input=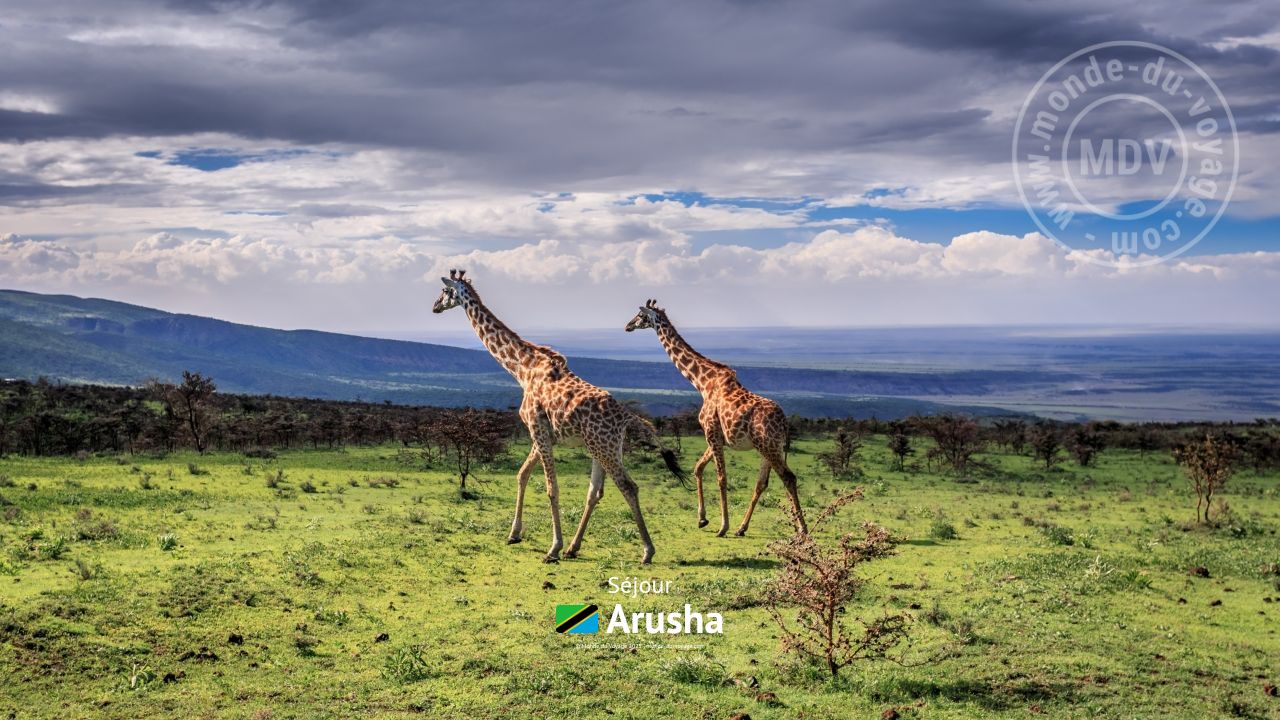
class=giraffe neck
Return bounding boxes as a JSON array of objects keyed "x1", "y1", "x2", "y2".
[
  {"x1": 460, "y1": 293, "x2": 540, "y2": 380},
  {"x1": 655, "y1": 318, "x2": 722, "y2": 393}
]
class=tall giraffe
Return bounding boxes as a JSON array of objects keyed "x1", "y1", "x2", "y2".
[
  {"x1": 626, "y1": 300, "x2": 807, "y2": 537},
  {"x1": 433, "y1": 270, "x2": 685, "y2": 564}
]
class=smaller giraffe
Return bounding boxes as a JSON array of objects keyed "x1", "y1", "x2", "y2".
[
  {"x1": 433, "y1": 271, "x2": 686, "y2": 564},
  {"x1": 626, "y1": 300, "x2": 807, "y2": 536}
]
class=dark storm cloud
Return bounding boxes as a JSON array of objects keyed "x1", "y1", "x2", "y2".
[{"x1": 1, "y1": 0, "x2": 1277, "y2": 192}]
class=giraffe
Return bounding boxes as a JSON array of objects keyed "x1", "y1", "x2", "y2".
[
  {"x1": 432, "y1": 270, "x2": 686, "y2": 564},
  {"x1": 625, "y1": 300, "x2": 807, "y2": 537}
]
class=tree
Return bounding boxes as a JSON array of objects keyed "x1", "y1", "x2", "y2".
[
  {"x1": 1133, "y1": 426, "x2": 1161, "y2": 457},
  {"x1": 818, "y1": 426, "x2": 861, "y2": 478},
  {"x1": 1028, "y1": 422, "x2": 1062, "y2": 469},
  {"x1": 160, "y1": 372, "x2": 216, "y2": 454},
  {"x1": 1173, "y1": 433, "x2": 1241, "y2": 524},
  {"x1": 919, "y1": 415, "x2": 982, "y2": 475},
  {"x1": 991, "y1": 419, "x2": 1028, "y2": 454},
  {"x1": 424, "y1": 408, "x2": 514, "y2": 489},
  {"x1": 1067, "y1": 424, "x2": 1105, "y2": 467},
  {"x1": 886, "y1": 421, "x2": 914, "y2": 471},
  {"x1": 764, "y1": 490, "x2": 912, "y2": 679}
]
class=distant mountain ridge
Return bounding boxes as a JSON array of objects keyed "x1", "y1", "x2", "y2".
[{"x1": 0, "y1": 288, "x2": 1019, "y2": 418}]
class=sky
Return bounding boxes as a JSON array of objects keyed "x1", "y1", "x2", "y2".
[{"x1": 1, "y1": 0, "x2": 1278, "y2": 334}]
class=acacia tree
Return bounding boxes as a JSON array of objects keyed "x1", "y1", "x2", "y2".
[
  {"x1": 886, "y1": 421, "x2": 914, "y2": 471},
  {"x1": 1028, "y1": 422, "x2": 1063, "y2": 469},
  {"x1": 1173, "y1": 433, "x2": 1240, "y2": 523},
  {"x1": 919, "y1": 415, "x2": 982, "y2": 475},
  {"x1": 164, "y1": 372, "x2": 217, "y2": 453},
  {"x1": 1068, "y1": 424, "x2": 1105, "y2": 467},
  {"x1": 425, "y1": 408, "x2": 513, "y2": 489},
  {"x1": 818, "y1": 426, "x2": 861, "y2": 478},
  {"x1": 764, "y1": 490, "x2": 912, "y2": 679}
]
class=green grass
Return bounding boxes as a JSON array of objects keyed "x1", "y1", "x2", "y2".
[{"x1": 1, "y1": 439, "x2": 1278, "y2": 719}]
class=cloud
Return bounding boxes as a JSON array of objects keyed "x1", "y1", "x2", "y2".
[
  {"x1": 5, "y1": 226, "x2": 1278, "y2": 330},
  {"x1": 0, "y1": 1, "x2": 1277, "y2": 332}
]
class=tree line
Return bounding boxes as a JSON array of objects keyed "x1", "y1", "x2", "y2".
[
  {"x1": 2, "y1": 377, "x2": 1279, "y2": 482},
  {"x1": 0, "y1": 376, "x2": 515, "y2": 459}
]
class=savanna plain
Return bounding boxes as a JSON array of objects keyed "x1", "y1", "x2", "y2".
[{"x1": 1, "y1": 437, "x2": 1278, "y2": 719}]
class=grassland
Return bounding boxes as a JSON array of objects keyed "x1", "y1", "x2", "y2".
[{"x1": 1, "y1": 438, "x2": 1278, "y2": 719}]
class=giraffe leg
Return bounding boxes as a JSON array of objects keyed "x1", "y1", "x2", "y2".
[
  {"x1": 734, "y1": 456, "x2": 771, "y2": 536},
  {"x1": 507, "y1": 448, "x2": 538, "y2": 544},
  {"x1": 711, "y1": 445, "x2": 729, "y2": 537},
  {"x1": 603, "y1": 455, "x2": 655, "y2": 564},
  {"x1": 531, "y1": 429, "x2": 563, "y2": 562},
  {"x1": 692, "y1": 445, "x2": 714, "y2": 528},
  {"x1": 564, "y1": 459, "x2": 604, "y2": 558},
  {"x1": 776, "y1": 455, "x2": 808, "y2": 535}
]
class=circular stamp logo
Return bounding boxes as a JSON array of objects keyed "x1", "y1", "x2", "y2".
[{"x1": 1012, "y1": 41, "x2": 1238, "y2": 267}]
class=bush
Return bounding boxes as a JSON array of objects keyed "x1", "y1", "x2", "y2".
[
  {"x1": 383, "y1": 645, "x2": 433, "y2": 683},
  {"x1": 159, "y1": 533, "x2": 179, "y2": 551},
  {"x1": 929, "y1": 517, "x2": 958, "y2": 541},
  {"x1": 294, "y1": 634, "x2": 320, "y2": 656},
  {"x1": 73, "y1": 509, "x2": 119, "y2": 541},
  {"x1": 660, "y1": 656, "x2": 727, "y2": 686},
  {"x1": 1037, "y1": 522, "x2": 1074, "y2": 546},
  {"x1": 764, "y1": 490, "x2": 914, "y2": 679}
]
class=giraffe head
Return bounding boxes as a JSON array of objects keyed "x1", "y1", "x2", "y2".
[
  {"x1": 624, "y1": 299, "x2": 666, "y2": 332},
  {"x1": 432, "y1": 268, "x2": 474, "y2": 313}
]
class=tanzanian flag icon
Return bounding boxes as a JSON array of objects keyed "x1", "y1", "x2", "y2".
[{"x1": 555, "y1": 604, "x2": 599, "y2": 634}]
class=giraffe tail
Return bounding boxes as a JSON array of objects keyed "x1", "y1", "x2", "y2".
[{"x1": 627, "y1": 414, "x2": 690, "y2": 487}]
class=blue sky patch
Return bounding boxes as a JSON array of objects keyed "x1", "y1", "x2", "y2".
[{"x1": 134, "y1": 148, "x2": 314, "y2": 172}]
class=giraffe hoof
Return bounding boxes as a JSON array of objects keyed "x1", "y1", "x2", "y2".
[
  {"x1": 715, "y1": 528, "x2": 728, "y2": 538},
  {"x1": 641, "y1": 549, "x2": 655, "y2": 564},
  {"x1": 542, "y1": 554, "x2": 560, "y2": 564},
  {"x1": 697, "y1": 518, "x2": 709, "y2": 528},
  {"x1": 734, "y1": 528, "x2": 747, "y2": 537},
  {"x1": 506, "y1": 536, "x2": 522, "y2": 545},
  {"x1": 563, "y1": 548, "x2": 579, "y2": 559}
]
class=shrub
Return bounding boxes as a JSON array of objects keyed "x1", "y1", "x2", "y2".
[
  {"x1": 74, "y1": 558, "x2": 102, "y2": 581},
  {"x1": 159, "y1": 533, "x2": 179, "y2": 551},
  {"x1": 294, "y1": 634, "x2": 320, "y2": 656},
  {"x1": 660, "y1": 656, "x2": 727, "y2": 686},
  {"x1": 1037, "y1": 522, "x2": 1074, "y2": 546},
  {"x1": 764, "y1": 489, "x2": 913, "y2": 679},
  {"x1": 187, "y1": 463, "x2": 208, "y2": 476},
  {"x1": 383, "y1": 645, "x2": 433, "y2": 683},
  {"x1": 929, "y1": 517, "x2": 958, "y2": 541},
  {"x1": 1174, "y1": 433, "x2": 1241, "y2": 524},
  {"x1": 73, "y1": 509, "x2": 119, "y2": 541},
  {"x1": 299, "y1": 481, "x2": 317, "y2": 494}
]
